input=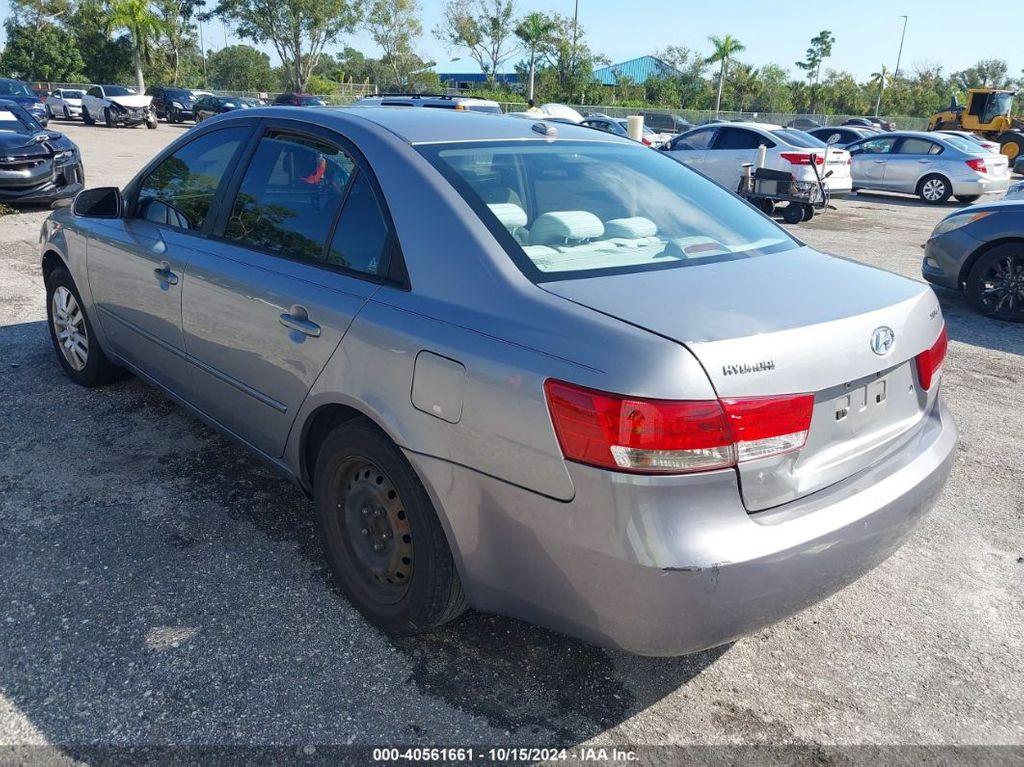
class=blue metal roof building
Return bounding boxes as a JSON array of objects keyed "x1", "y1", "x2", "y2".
[{"x1": 592, "y1": 56, "x2": 682, "y2": 86}]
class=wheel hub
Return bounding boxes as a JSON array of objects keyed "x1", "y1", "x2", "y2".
[
  {"x1": 341, "y1": 462, "x2": 413, "y2": 592},
  {"x1": 981, "y1": 253, "x2": 1024, "y2": 313},
  {"x1": 51, "y1": 286, "x2": 89, "y2": 371}
]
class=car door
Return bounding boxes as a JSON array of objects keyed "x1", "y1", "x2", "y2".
[
  {"x1": 884, "y1": 137, "x2": 943, "y2": 194},
  {"x1": 86, "y1": 122, "x2": 253, "y2": 394},
  {"x1": 703, "y1": 127, "x2": 768, "y2": 189},
  {"x1": 849, "y1": 135, "x2": 898, "y2": 188},
  {"x1": 179, "y1": 121, "x2": 396, "y2": 457},
  {"x1": 663, "y1": 127, "x2": 717, "y2": 172}
]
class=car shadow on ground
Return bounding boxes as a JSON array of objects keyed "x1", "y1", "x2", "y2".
[
  {"x1": 934, "y1": 286, "x2": 1023, "y2": 357},
  {"x1": 846, "y1": 191, "x2": 975, "y2": 209},
  {"x1": 0, "y1": 319, "x2": 726, "y2": 749}
]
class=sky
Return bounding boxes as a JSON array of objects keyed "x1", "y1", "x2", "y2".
[{"x1": 1, "y1": 0, "x2": 1022, "y2": 83}]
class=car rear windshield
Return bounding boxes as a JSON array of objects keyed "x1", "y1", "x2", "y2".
[
  {"x1": 771, "y1": 129, "x2": 826, "y2": 148},
  {"x1": 419, "y1": 140, "x2": 798, "y2": 282}
]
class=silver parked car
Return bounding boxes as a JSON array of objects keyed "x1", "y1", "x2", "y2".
[
  {"x1": 847, "y1": 130, "x2": 1011, "y2": 203},
  {"x1": 40, "y1": 108, "x2": 956, "y2": 656}
]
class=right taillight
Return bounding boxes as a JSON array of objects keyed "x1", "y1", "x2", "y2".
[
  {"x1": 915, "y1": 324, "x2": 948, "y2": 391},
  {"x1": 544, "y1": 380, "x2": 813, "y2": 474},
  {"x1": 966, "y1": 158, "x2": 987, "y2": 174}
]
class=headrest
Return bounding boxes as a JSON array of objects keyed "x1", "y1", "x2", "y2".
[
  {"x1": 603, "y1": 216, "x2": 657, "y2": 239},
  {"x1": 529, "y1": 211, "x2": 604, "y2": 246},
  {"x1": 487, "y1": 203, "x2": 528, "y2": 232}
]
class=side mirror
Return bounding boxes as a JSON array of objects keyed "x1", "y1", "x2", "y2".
[{"x1": 72, "y1": 187, "x2": 123, "y2": 218}]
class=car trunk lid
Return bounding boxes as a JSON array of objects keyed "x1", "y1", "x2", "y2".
[{"x1": 541, "y1": 246, "x2": 946, "y2": 511}]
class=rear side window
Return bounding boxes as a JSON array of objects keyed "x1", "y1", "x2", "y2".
[
  {"x1": 135, "y1": 126, "x2": 249, "y2": 231},
  {"x1": 714, "y1": 128, "x2": 768, "y2": 150},
  {"x1": 898, "y1": 138, "x2": 940, "y2": 155},
  {"x1": 223, "y1": 132, "x2": 355, "y2": 261},
  {"x1": 326, "y1": 172, "x2": 389, "y2": 276}
]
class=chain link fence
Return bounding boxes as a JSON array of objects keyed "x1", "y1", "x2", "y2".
[{"x1": 29, "y1": 82, "x2": 377, "y2": 105}]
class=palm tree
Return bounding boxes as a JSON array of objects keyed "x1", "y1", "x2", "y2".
[
  {"x1": 109, "y1": 0, "x2": 163, "y2": 92},
  {"x1": 729, "y1": 63, "x2": 761, "y2": 112},
  {"x1": 870, "y1": 65, "x2": 889, "y2": 117},
  {"x1": 515, "y1": 12, "x2": 557, "y2": 104},
  {"x1": 707, "y1": 34, "x2": 746, "y2": 116}
]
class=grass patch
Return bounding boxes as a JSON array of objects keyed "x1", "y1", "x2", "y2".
[{"x1": 0, "y1": 202, "x2": 16, "y2": 216}]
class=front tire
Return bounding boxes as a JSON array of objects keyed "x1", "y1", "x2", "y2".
[
  {"x1": 45, "y1": 268, "x2": 126, "y2": 386},
  {"x1": 104, "y1": 107, "x2": 117, "y2": 128},
  {"x1": 782, "y1": 203, "x2": 804, "y2": 224},
  {"x1": 63, "y1": 105, "x2": 71, "y2": 120},
  {"x1": 955, "y1": 195, "x2": 980, "y2": 204},
  {"x1": 918, "y1": 174, "x2": 952, "y2": 204},
  {"x1": 314, "y1": 418, "x2": 467, "y2": 635},
  {"x1": 82, "y1": 107, "x2": 94, "y2": 125},
  {"x1": 966, "y1": 243, "x2": 1024, "y2": 322}
]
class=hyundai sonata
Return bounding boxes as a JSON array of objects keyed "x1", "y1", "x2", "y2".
[{"x1": 40, "y1": 107, "x2": 956, "y2": 655}]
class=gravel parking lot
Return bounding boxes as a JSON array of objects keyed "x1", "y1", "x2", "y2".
[{"x1": 0, "y1": 120, "x2": 1022, "y2": 754}]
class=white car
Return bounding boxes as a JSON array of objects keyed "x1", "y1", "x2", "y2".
[
  {"x1": 46, "y1": 88, "x2": 86, "y2": 120},
  {"x1": 661, "y1": 122, "x2": 853, "y2": 196},
  {"x1": 81, "y1": 84, "x2": 157, "y2": 129},
  {"x1": 935, "y1": 130, "x2": 1002, "y2": 154}
]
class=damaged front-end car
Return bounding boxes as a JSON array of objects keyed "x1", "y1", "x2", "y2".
[{"x1": 0, "y1": 99, "x2": 84, "y2": 206}]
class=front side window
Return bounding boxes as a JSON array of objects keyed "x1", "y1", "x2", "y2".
[
  {"x1": 104, "y1": 86, "x2": 135, "y2": 97},
  {"x1": 87, "y1": 87, "x2": 101, "y2": 97},
  {"x1": 136, "y1": 126, "x2": 249, "y2": 231},
  {"x1": 672, "y1": 128, "x2": 716, "y2": 151},
  {"x1": 224, "y1": 132, "x2": 355, "y2": 261},
  {"x1": 855, "y1": 137, "x2": 897, "y2": 155},
  {"x1": 421, "y1": 140, "x2": 798, "y2": 281}
]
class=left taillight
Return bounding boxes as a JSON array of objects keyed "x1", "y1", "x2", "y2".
[
  {"x1": 781, "y1": 152, "x2": 825, "y2": 166},
  {"x1": 965, "y1": 158, "x2": 987, "y2": 174},
  {"x1": 915, "y1": 324, "x2": 948, "y2": 391},
  {"x1": 543, "y1": 380, "x2": 814, "y2": 475}
]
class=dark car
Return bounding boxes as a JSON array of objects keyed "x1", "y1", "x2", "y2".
[
  {"x1": 844, "y1": 116, "x2": 895, "y2": 131},
  {"x1": 0, "y1": 78, "x2": 49, "y2": 127},
  {"x1": 273, "y1": 92, "x2": 327, "y2": 106},
  {"x1": 193, "y1": 94, "x2": 252, "y2": 122},
  {"x1": 807, "y1": 126, "x2": 874, "y2": 148},
  {"x1": 786, "y1": 117, "x2": 823, "y2": 131},
  {"x1": 922, "y1": 199, "x2": 1024, "y2": 321},
  {"x1": 1014, "y1": 155, "x2": 1024, "y2": 176},
  {"x1": 146, "y1": 85, "x2": 198, "y2": 123},
  {"x1": 641, "y1": 112, "x2": 693, "y2": 135},
  {"x1": 0, "y1": 99, "x2": 83, "y2": 204}
]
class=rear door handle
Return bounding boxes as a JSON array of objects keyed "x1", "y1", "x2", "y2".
[
  {"x1": 279, "y1": 305, "x2": 321, "y2": 338},
  {"x1": 153, "y1": 261, "x2": 178, "y2": 285}
]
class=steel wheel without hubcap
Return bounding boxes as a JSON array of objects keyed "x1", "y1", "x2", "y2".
[
  {"x1": 336, "y1": 458, "x2": 414, "y2": 601},
  {"x1": 51, "y1": 286, "x2": 89, "y2": 371},
  {"x1": 970, "y1": 247, "x2": 1024, "y2": 320}
]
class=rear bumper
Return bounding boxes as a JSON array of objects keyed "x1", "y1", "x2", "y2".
[
  {"x1": 951, "y1": 175, "x2": 1010, "y2": 196},
  {"x1": 410, "y1": 398, "x2": 957, "y2": 656}
]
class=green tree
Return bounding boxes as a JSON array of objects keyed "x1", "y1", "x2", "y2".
[
  {"x1": 153, "y1": 0, "x2": 204, "y2": 84},
  {"x1": 706, "y1": 34, "x2": 745, "y2": 115},
  {"x1": 434, "y1": 0, "x2": 518, "y2": 86},
  {"x1": 870, "y1": 65, "x2": 889, "y2": 116},
  {"x1": 365, "y1": 0, "x2": 427, "y2": 89},
  {"x1": 70, "y1": 0, "x2": 135, "y2": 83},
  {"x1": 952, "y1": 59, "x2": 1011, "y2": 90},
  {"x1": 795, "y1": 29, "x2": 834, "y2": 113},
  {"x1": 750, "y1": 63, "x2": 792, "y2": 113},
  {"x1": 726, "y1": 62, "x2": 760, "y2": 112},
  {"x1": 0, "y1": 21, "x2": 85, "y2": 81},
  {"x1": 515, "y1": 11, "x2": 556, "y2": 103},
  {"x1": 108, "y1": 0, "x2": 164, "y2": 91},
  {"x1": 6, "y1": 0, "x2": 73, "y2": 79},
  {"x1": 206, "y1": 44, "x2": 274, "y2": 90},
  {"x1": 530, "y1": 14, "x2": 604, "y2": 104},
  {"x1": 212, "y1": 0, "x2": 362, "y2": 91}
]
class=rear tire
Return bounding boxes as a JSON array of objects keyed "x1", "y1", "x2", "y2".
[
  {"x1": 45, "y1": 267, "x2": 126, "y2": 386},
  {"x1": 314, "y1": 418, "x2": 467, "y2": 635},
  {"x1": 955, "y1": 195, "x2": 980, "y2": 204},
  {"x1": 965, "y1": 243, "x2": 1024, "y2": 322},
  {"x1": 918, "y1": 174, "x2": 952, "y2": 204},
  {"x1": 801, "y1": 204, "x2": 815, "y2": 222},
  {"x1": 782, "y1": 203, "x2": 804, "y2": 224}
]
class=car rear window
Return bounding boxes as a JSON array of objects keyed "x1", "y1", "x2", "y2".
[
  {"x1": 771, "y1": 129, "x2": 826, "y2": 148},
  {"x1": 419, "y1": 140, "x2": 798, "y2": 282}
]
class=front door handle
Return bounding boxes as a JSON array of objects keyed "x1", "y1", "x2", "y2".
[
  {"x1": 153, "y1": 261, "x2": 178, "y2": 285},
  {"x1": 279, "y1": 305, "x2": 321, "y2": 338}
]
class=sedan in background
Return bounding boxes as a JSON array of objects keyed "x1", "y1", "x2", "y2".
[
  {"x1": 807, "y1": 126, "x2": 875, "y2": 148},
  {"x1": 786, "y1": 117, "x2": 822, "y2": 131},
  {"x1": 934, "y1": 130, "x2": 1002, "y2": 154},
  {"x1": 273, "y1": 92, "x2": 327, "y2": 106},
  {"x1": 47, "y1": 88, "x2": 86, "y2": 120},
  {"x1": 193, "y1": 94, "x2": 252, "y2": 122},
  {"x1": 0, "y1": 99, "x2": 83, "y2": 205},
  {"x1": 847, "y1": 131, "x2": 1010, "y2": 204},
  {"x1": 923, "y1": 199, "x2": 1024, "y2": 321},
  {"x1": 579, "y1": 115, "x2": 656, "y2": 146},
  {"x1": 845, "y1": 116, "x2": 895, "y2": 131},
  {"x1": 81, "y1": 85, "x2": 157, "y2": 129},
  {"x1": 663, "y1": 122, "x2": 853, "y2": 195},
  {"x1": 39, "y1": 107, "x2": 955, "y2": 656},
  {"x1": 0, "y1": 78, "x2": 49, "y2": 126}
]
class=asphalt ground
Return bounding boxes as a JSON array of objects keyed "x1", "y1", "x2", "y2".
[{"x1": 0, "y1": 119, "x2": 1021, "y2": 758}]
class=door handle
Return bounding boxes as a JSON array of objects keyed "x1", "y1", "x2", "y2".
[
  {"x1": 279, "y1": 305, "x2": 321, "y2": 338},
  {"x1": 153, "y1": 261, "x2": 178, "y2": 285}
]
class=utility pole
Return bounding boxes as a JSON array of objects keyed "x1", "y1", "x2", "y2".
[{"x1": 893, "y1": 15, "x2": 908, "y2": 79}]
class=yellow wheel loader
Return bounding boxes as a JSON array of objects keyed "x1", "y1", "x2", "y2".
[{"x1": 927, "y1": 88, "x2": 1024, "y2": 161}]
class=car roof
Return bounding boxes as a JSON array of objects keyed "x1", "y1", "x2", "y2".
[{"x1": 220, "y1": 105, "x2": 634, "y2": 146}]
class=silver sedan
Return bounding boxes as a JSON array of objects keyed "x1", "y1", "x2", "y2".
[
  {"x1": 848, "y1": 130, "x2": 1011, "y2": 203},
  {"x1": 40, "y1": 108, "x2": 956, "y2": 656}
]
